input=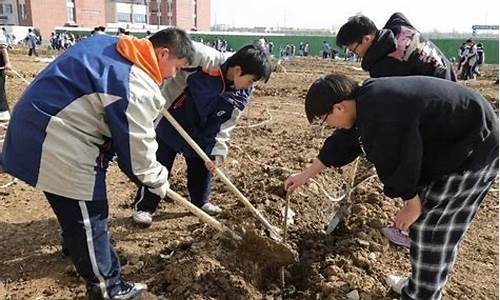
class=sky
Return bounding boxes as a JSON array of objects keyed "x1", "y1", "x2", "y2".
[{"x1": 210, "y1": 0, "x2": 500, "y2": 33}]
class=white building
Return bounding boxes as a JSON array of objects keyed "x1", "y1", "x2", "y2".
[
  {"x1": 106, "y1": 0, "x2": 148, "y2": 29},
  {"x1": 0, "y1": 0, "x2": 18, "y2": 25}
]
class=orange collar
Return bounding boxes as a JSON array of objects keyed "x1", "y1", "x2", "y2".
[{"x1": 116, "y1": 36, "x2": 162, "y2": 85}]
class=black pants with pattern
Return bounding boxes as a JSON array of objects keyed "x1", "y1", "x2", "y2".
[{"x1": 401, "y1": 157, "x2": 498, "y2": 299}]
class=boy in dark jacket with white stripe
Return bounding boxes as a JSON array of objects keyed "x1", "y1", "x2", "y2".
[
  {"x1": 284, "y1": 74, "x2": 498, "y2": 300},
  {"x1": 132, "y1": 44, "x2": 271, "y2": 226},
  {"x1": 336, "y1": 12, "x2": 456, "y2": 81}
]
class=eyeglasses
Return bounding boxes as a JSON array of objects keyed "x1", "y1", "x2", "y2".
[
  {"x1": 313, "y1": 112, "x2": 330, "y2": 126},
  {"x1": 348, "y1": 41, "x2": 361, "y2": 54}
]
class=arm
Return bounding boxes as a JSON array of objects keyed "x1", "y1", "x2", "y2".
[
  {"x1": 106, "y1": 68, "x2": 170, "y2": 198},
  {"x1": 0, "y1": 34, "x2": 9, "y2": 70},
  {"x1": 189, "y1": 41, "x2": 227, "y2": 69},
  {"x1": 0, "y1": 47, "x2": 10, "y2": 70},
  {"x1": 284, "y1": 158, "x2": 327, "y2": 192},
  {"x1": 284, "y1": 128, "x2": 361, "y2": 192},
  {"x1": 209, "y1": 89, "x2": 250, "y2": 158},
  {"x1": 160, "y1": 42, "x2": 227, "y2": 109}
]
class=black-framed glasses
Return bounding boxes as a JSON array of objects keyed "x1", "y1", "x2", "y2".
[
  {"x1": 312, "y1": 112, "x2": 330, "y2": 126},
  {"x1": 321, "y1": 113, "x2": 330, "y2": 125},
  {"x1": 348, "y1": 41, "x2": 361, "y2": 54}
]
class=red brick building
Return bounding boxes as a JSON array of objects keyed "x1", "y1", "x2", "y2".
[
  {"x1": 149, "y1": 0, "x2": 210, "y2": 31},
  {"x1": 12, "y1": 0, "x2": 210, "y2": 39},
  {"x1": 16, "y1": 0, "x2": 106, "y2": 38}
]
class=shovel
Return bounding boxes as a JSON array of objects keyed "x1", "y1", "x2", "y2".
[
  {"x1": 161, "y1": 108, "x2": 281, "y2": 239},
  {"x1": 166, "y1": 188, "x2": 298, "y2": 266},
  {"x1": 325, "y1": 157, "x2": 359, "y2": 234},
  {"x1": 166, "y1": 188, "x2": 241, "y2": 240}
]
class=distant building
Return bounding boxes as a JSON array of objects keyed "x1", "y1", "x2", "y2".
[
  {"x1": 2, "y1": 0, "x2": 211, "y2": 40},
  {"x1": 148, "y1": 0, "x2": 210, "y2": 31},
  {"x1": 15, "y1": 0, "x2": 106, "y2": 38},
  {"x1": 0, "y1": 0, "x2": 18, "y2": 25}
]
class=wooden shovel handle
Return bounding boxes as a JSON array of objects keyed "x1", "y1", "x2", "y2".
[{"x1": 161, "y1": 109, "x2": 280, "y2": 237}]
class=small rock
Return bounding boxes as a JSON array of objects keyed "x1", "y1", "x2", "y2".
[
  {"x1": 352, "y1": 252, "x2": 369, "y2": 268},
  {"x1": 346, "y1": 289, "x2": 360, "y2": 300},
  {"x1": 308, "y1": 182, "x2": 319, "y2": 194},
  {"x1": 355, "y1": 238, "x2": 370, "y2": 247},
  {"x1": 368, "y1": 252, "x2": 377, "y2": 261},
  {"x1": 366, "y1": 192, "x2": 379, "y2": 203},
  {"x1": 351, "y1": 204, "x2": 367, "y2": 214},
  {"x1": 368, "y1": 218, "x2": 385, "y2": 229},
  {"x1": 323, "y1": 264, "x2": 342, "y2": 277}
]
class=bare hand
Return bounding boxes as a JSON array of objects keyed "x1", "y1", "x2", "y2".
[
  {"x1": 284, "y1": 172, "x2": 309, "y2": 193},
  {"x1": 395, "y1": 195, "x2": 422, "y2": 232},
  {"x1": 205, "y1": 160, "x2": 217, "y2": 175}
]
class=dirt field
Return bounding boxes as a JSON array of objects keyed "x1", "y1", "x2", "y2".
[{"x1": 0, "y1": 53, "x2": 498, "y2": 300}]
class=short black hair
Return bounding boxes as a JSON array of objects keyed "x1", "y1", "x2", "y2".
[
  {"x1": 336, "y1": 15, "x2": 378, "y2": 47},
  {"x1": 226, "y1": 44, "x2": 272, "y2": 83},
  {"x1": 305, "y1": 74, "x2": 360, "y2": 123},
  {"x1": 148, "y1": 28, "x2": 195, "y2": 64}
]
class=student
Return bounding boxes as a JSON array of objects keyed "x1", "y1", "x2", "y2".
[
  {"x1": 25, "y1": 28, "x2": 38, "y2": 57},
  {"x1": 322, "y1": 40, "x2": 331, "y2": 59},
  {"x1": 284, "y1": 74, "x2": 498, "y2": 300},
  {"x1": 336, "y1": 12, "x2": 456, "y2": 81},
  {"x1": 475, "y1": 42, "x2": 485, "y2": 76},
  {"x1": 0, "y1": 27, "x2": 11, "y2": 121},
  {"x1": 2, "y1": 28, "x2": 195, "y2": 300},
  {"x1": 458, "y1": 39, "x2": 478, "y2": 80},
  {"x1": 132, "y1": 44, "x2": 272, "y2": 226}
]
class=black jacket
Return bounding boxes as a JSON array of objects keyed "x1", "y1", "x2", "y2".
[
  {"x1": 318, "y1": 76, "x2": 498, "y2": 200},
  {"x1": 362, "y1": 12, "x2": 456, "y2": 81}
]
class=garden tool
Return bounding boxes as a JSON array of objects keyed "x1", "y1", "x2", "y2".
[
  {"x1": 161, "y1": 108, "x2": 281, "y2": 239},
  {"x1": 325, "y1": 157, "x2": 359, "y2": 234},
  {"x1": 166, "y1": 188, "x2": 297, "y2": 266}
]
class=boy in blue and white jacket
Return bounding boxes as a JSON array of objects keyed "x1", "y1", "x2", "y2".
[
  {"x1": 0, "y1": 29, "x2": 225, "y2": 300},
  {"x1": 132, "y1": 44, "x2": 271, "y2": 226}
]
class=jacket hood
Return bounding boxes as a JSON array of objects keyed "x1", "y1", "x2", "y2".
[
  {"x1": 116, "y1": 36, "x2": 162, "y2": 85},
  {"x1": 361, "y1": 29, "x2": 397, "y2": 71}
]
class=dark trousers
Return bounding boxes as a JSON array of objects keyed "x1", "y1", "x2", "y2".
[
  {"x1": 45, "y1": 192, "x2": 123, "y2": 298},
  {"x1": 133, "y1": 138, "x2": 212, "y2": 213},
  {"x1": 28, "y1": 47, "x2": 38, "y2": 57},
  {"x1": 0, "y1": 70, "x2": 9, "y2": 112}
]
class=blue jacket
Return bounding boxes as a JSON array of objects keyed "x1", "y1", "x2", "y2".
[
  {"x1": 2, "y1": 35, "x2": 170, "y2": 201},
  {"x1": 157, "y1": 65, "x2": 251, "y2": 158}
]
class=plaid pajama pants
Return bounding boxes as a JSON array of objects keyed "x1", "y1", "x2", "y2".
[{"x1": 401, "y1": 157, "x2": 498, "y2": 300}]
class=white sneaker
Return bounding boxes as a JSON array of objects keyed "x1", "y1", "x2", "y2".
[
  {"x1": 385, "y1": 275, "x2": 409, "y2": 294},
  {"x1": 0, "y1": 111, "x2": 10, "y2": 122},
  {"x1": 132, "y1": 210, "x2": 153, "y2": 226},
  {"x1": 201, "y1": 203, "x2": 222, "y2": 216}
]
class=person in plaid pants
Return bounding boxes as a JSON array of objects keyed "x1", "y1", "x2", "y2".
[{"x1": 285, "y1": 74, "x2": 498, "y2": 300}]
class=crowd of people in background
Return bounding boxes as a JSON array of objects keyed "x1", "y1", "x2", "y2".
[
  {"x1": 457, "y1": 38, "x2": 486, "y2": 80},
  {"x1": 0, "y1": 25, "x2": 492, "y2": 78}
]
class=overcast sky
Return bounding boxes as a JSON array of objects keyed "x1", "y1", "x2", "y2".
[{"x1": 211, "y1": 0, "x2": 499, "y2": 33}]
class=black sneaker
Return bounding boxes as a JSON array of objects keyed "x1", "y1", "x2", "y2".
[{"x1": 87, "y1": 282, "x2": 147, "y2": 300}]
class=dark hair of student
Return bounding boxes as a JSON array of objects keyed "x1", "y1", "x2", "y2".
[
  {"x1": 336, "y1": 15, "x2": 378, "y2": 47},
  {"x1": 148, "y1": 27, "x2": 195, "y2": 64},
  {"x1": 305, "y1": 74, "x2": 360, "y2": 123},
  {"x1": 226, "y1": 44, "x2": 272, "y2": 83}
]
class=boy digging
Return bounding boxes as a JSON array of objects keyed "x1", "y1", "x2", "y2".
[
  {"x1": 285, "y1": 74, "x2": 498, "y2": 299},
  {"x1": 132, "y1": 44, "x2": 272, "y2": 226}
]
